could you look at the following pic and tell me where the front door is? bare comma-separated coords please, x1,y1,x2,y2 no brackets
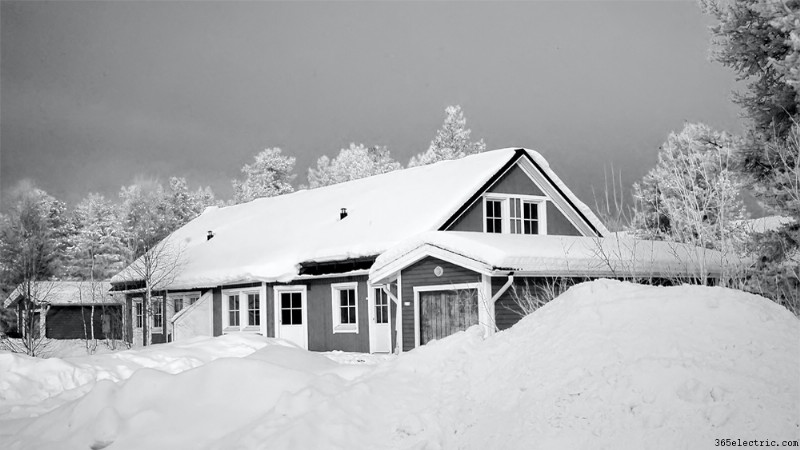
274,287,307,349
419,289,478,345
369,287,391,353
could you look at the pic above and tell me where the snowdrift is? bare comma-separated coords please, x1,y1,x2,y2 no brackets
1,280,797,450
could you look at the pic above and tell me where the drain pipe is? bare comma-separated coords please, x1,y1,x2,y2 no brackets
490,272,515,304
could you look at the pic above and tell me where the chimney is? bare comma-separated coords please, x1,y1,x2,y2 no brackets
340,208,348,220
207,230,215,241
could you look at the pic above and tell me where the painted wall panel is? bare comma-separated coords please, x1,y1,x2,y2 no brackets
303,275,370,353
400,257,480,351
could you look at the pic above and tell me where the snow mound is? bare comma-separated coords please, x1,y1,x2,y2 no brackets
2,280,798,450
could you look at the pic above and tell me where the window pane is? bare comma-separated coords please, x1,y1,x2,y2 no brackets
282,308,291,325
291,293,301,308
347,307,356,324
530,221,539,234
174,299,183,313
291,309,302,325
340,307,349,324
281,293,291,309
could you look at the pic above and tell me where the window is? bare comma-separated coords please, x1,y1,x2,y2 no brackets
523,201,539,234
173,298,184,314
485,199,502,233
331,282,359,333
223,288,262,331
280,292,302,325
189,296,199,305
483,195,546,235
247,293,260,326
374,288,389,324
152,299,163,329
228,294,240,327
134,300,143,328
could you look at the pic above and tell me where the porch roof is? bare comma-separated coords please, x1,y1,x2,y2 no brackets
4,281,117,308
369,231,741,283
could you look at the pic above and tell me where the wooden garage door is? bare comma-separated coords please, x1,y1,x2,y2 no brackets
419,289,478,345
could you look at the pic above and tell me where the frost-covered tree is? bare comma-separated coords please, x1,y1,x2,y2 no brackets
702,0,799,313
164,177,219,230
631,123,747,252
0,182,71,355
68,193,126,281
232,148,296,203
408,105,487,167
307,143,403,188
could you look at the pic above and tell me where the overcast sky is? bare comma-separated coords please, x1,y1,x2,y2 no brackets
1,1,743,209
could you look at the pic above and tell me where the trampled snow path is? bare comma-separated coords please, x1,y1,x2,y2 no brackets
1,280,798,449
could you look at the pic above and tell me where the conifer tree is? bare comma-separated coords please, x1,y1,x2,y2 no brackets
307,143,402,188
232,148,296,203
408,105,487,167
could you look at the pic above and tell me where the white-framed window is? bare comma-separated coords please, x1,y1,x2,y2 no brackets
173,298,184,313
331,282,359,334
247,293,260,326
374,288,389,324
483,194,547,235
189,295,199,305
152,298,163,332
133,298,143,329
485,198,503,233
222,288,261,331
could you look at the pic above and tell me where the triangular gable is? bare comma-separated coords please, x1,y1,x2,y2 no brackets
439,149,606,237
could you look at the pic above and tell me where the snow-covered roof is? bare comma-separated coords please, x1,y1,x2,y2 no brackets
112,148,608,289
370,231,739,281
4,281,116,308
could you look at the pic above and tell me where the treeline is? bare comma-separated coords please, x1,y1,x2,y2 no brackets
0,105,486,303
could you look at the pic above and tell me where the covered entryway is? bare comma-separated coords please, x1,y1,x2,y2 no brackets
417,286,479,345
274,286,308,349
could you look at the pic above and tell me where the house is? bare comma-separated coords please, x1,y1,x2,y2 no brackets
3,281,124,340
111,148,729,351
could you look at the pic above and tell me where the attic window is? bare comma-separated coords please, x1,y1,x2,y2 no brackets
483,194,547,235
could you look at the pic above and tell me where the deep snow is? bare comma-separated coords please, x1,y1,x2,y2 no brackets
1,280,798,449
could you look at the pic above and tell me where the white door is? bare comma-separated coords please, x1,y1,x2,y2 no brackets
369,287,392,353
274,287,307,349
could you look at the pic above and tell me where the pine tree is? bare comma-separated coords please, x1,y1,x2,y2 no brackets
0,182,71,354
68,193,126,281
307,143,403,188
702,0,799,312
631,123,748,252
408,105,487,167
232,148,296,203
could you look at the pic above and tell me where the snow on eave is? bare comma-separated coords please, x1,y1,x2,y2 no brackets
371,231,737,282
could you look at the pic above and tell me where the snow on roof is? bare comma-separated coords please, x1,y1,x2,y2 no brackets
370,231,740,280
112,148,607,290
4,281,115,308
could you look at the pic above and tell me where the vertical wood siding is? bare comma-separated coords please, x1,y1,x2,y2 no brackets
303,275,370,353
400,257,480,351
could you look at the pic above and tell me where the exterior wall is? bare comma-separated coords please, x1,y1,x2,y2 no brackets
171,290,213,341
304,275,370,353
212,287,222,336
45,305,123,340
546,202,581,236
400,256,481,351
446,163,582,235
266,284,275,338
492,277,526,331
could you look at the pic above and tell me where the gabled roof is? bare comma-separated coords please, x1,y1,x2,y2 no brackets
370,231,737,282
4,281,115,308
111,148,608,290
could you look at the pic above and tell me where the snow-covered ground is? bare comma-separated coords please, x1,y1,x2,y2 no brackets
1,280,798,449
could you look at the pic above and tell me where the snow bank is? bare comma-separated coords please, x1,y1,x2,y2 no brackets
2,281,797,450
0,334,275,418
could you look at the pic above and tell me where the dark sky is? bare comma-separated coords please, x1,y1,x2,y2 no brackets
1,1,743,209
